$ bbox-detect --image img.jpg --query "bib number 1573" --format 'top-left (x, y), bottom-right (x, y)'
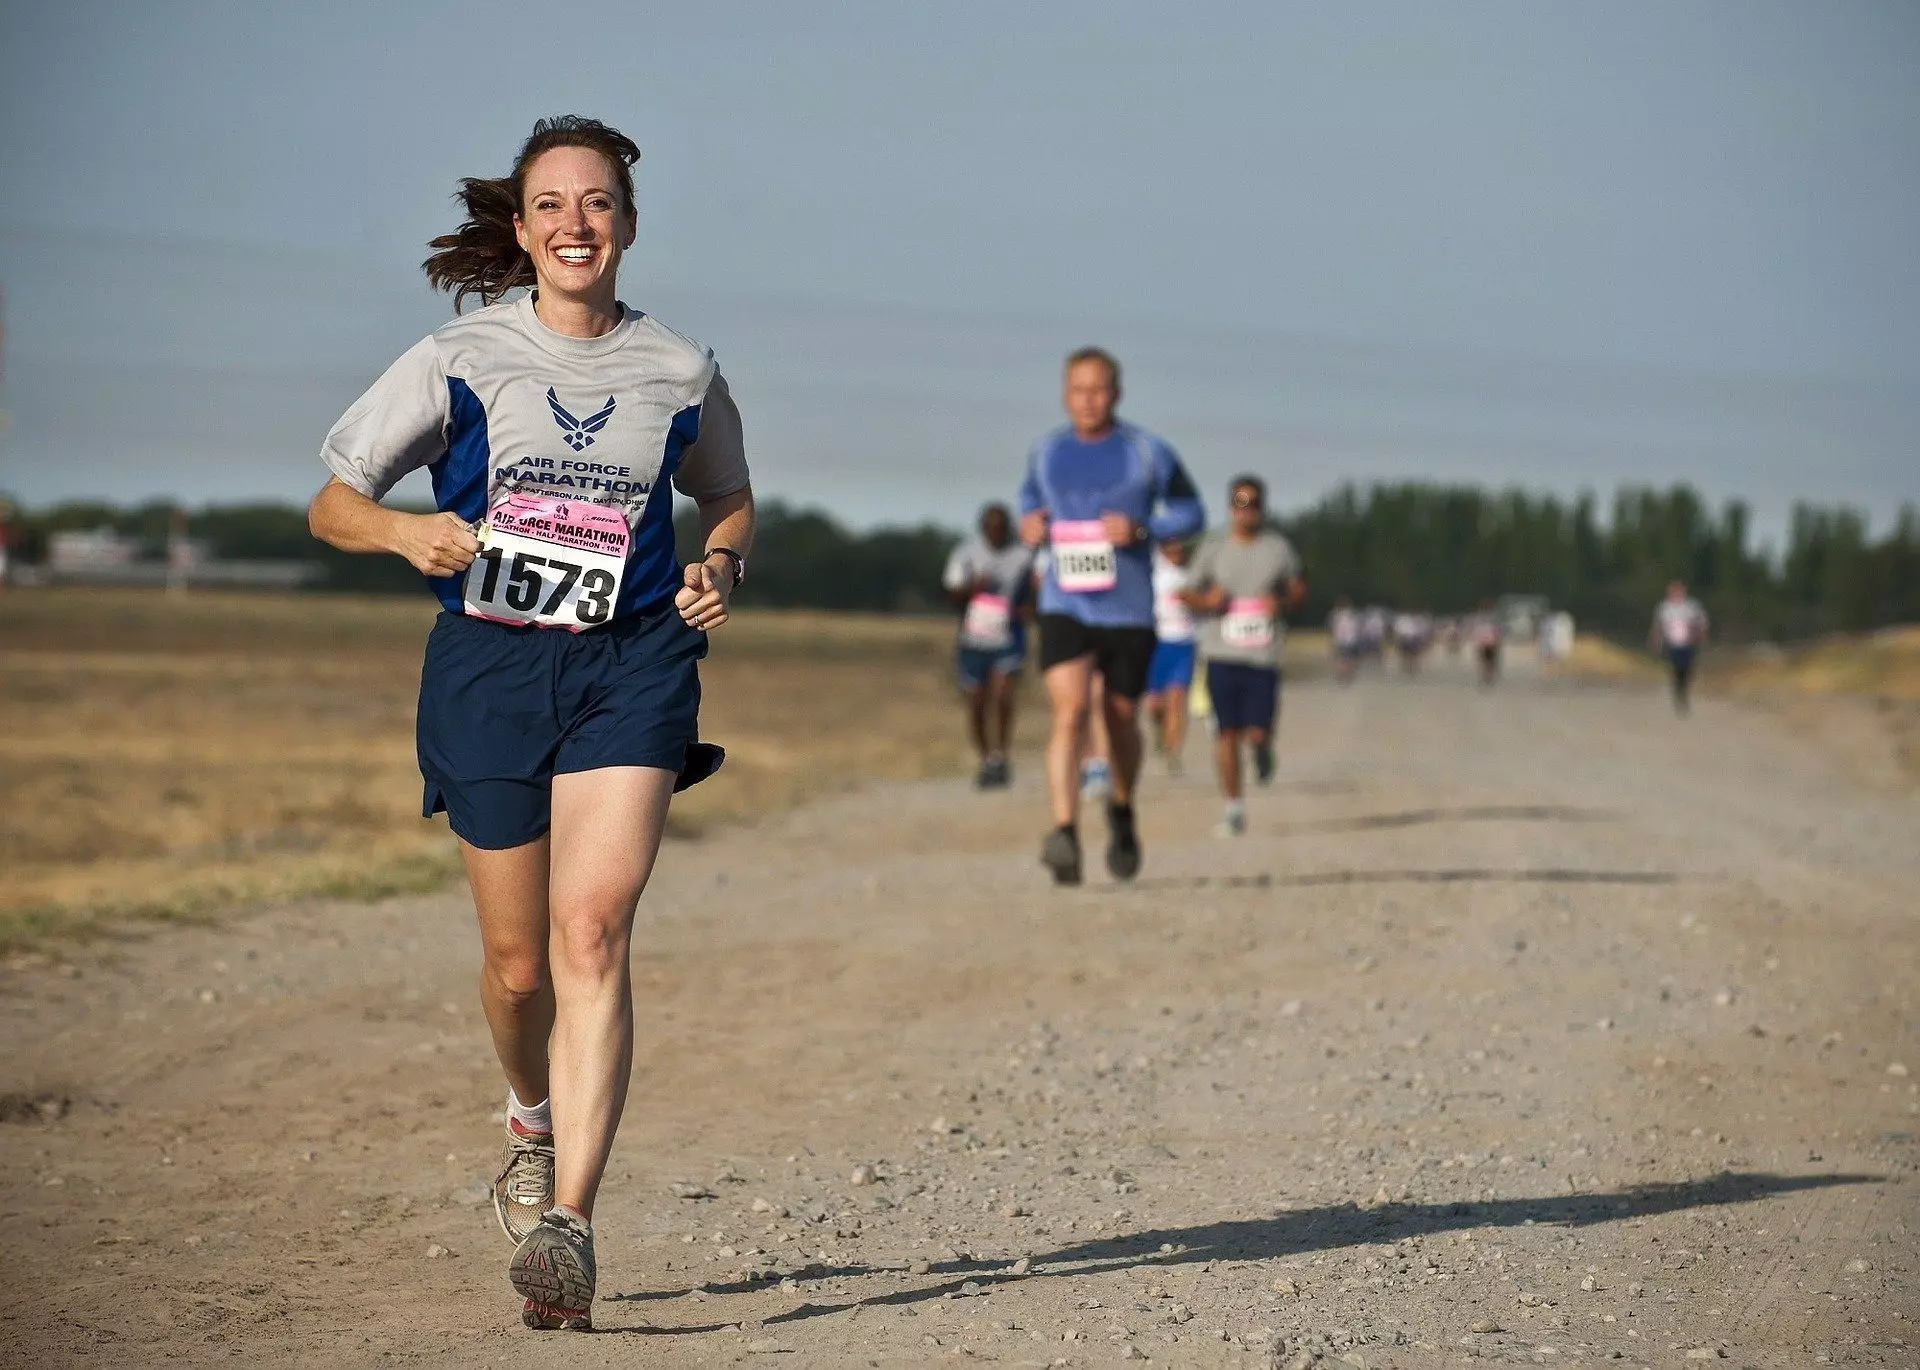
top-left (463, 492), bottom-right (629, 631)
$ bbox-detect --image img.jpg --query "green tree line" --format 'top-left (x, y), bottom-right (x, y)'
top-left (7, 484), bottom-right (1916, 640)
top-left (1283, 483), bottom-right (1920, 640)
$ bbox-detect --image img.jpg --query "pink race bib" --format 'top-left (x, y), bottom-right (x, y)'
top-left (963, 592), bottom-right (1014, 648)
top-left (464, 492), bottom-right (628, 630)
top-left (1050, 520), bottom-right (1117, 593)
top-left (1220, 597), bottom-right (1275, 650)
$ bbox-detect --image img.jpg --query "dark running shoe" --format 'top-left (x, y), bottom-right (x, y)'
top-left (510, 1208), bottom-right (596, 1331)
top-left (1105, 803), bottom-right (1141, 881)
top-left (1040, 826), bottom-right (1082, 885)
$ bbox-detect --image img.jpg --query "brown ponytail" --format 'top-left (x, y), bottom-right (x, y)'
top-left (423, 115), bottom-right (642, 312)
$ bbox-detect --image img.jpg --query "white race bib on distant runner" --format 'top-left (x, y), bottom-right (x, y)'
top-left (963, 592), bottom-right (1014, 649)
top-left (464, 491), bottom-right (627, 631)
top-left (1051, 520), bottom-right (1117, 593)
top-left (1155, 590), bottom-right (1194, 642)
top-left (1220, 596), bottom-right (1275, 650)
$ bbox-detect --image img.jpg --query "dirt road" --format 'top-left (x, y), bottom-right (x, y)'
top-left (5, 656), bottom-right (1917, 1367)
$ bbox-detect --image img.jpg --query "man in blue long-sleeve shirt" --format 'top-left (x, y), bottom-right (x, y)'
top-left (1018, 347), bottom-right (1206, 884)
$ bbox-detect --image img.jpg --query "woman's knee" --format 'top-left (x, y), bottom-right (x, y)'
top-left (483, 947), bottom-right (548, 1008)
top-left (549, 899), bottom-right (635, 981)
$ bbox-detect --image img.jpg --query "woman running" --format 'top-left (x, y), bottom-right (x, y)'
top-left (308, 115), bottom-right (754, 1331)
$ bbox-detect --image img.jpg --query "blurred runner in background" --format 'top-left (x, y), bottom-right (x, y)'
top-left (942, 503), bottom-right (1035, 788)
top-left (1650, 580), bottom-right (1710, 715)
top-left (1144, 539), bottom-right (1199, 772)
top-left (1470, 600), bottom-right (1503, 686)
top-left (1394, 610), bottom-right (1433, 674)
top-left (1329, 595), bottom-right (1361, 685)
top-left (1018, 347), bottom-right (1204, 884)
top-left (1185, 476), bottom-right (1303, 837)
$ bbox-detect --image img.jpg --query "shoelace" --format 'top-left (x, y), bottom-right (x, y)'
top-left (496, 1132), bottom-right (554, 1205)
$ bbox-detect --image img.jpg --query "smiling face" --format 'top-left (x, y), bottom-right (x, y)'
top-left (513, 145), bottom-right (636, 310)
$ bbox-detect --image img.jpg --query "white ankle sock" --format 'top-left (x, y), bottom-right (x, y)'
top-left (507, 1090), bottom-right (551, 1134)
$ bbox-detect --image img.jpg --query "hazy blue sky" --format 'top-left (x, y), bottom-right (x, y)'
top-left (2, 1), bottom-right (1915, 539)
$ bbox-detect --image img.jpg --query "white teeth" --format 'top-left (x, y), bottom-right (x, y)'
top-left (556, 248), bottom-right (593, 263)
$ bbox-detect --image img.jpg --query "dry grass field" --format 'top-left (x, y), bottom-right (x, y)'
top-left (0, 589), bottom-right (979, 951)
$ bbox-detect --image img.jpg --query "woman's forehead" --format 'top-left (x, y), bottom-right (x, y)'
top-left (524, 146), bottom-right (619, 192)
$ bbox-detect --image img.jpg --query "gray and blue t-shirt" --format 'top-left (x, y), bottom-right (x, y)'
top-left (1189, 530), bottom-right (1301, 668)
top-left (321, 294), bottom-right (749, 622)
top-left (942, 538), bottom-right (1036, 651)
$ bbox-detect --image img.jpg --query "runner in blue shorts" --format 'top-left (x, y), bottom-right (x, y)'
top-left (942, 504), bottom-right (1036, 788)
top-left (1649, 580), bottom-right (1709, 715)
top-left (1185, 477), bottom-right (1305, 837)
top-left (308, 117), bottom-right (753, 1332)
top-left (1144, 539), bottom-right (1199, 774)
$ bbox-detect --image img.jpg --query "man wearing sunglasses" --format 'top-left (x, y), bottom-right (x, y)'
top-left (1183, 476), bottom-right (1304, 837)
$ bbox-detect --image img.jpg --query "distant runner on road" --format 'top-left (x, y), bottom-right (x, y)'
top-left (1394, 610), bottom-right (1433, 674)
top-left (1469, 601), bottom-right (1503, 686)
top-left (1018, 347), bottom-right (1205, 884)
top-left (1144, 540), bottom-right (1199, 773)
top-left (308, 117), bottom-right (753, 1333)
top-left (1650, 580), bottom-right (1709, 715)
top-left (1329, 596), bottom-right (1361, 685)
top-left (942, 503), bottom-right (1035, 788)
top-left (1184, 475), bottom-right (1303, 836)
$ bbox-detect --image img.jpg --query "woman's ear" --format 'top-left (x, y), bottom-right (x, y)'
top-left (512, 214), bottom-right (532, 255)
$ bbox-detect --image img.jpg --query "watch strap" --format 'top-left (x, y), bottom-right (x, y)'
top-left (704, 546), bottom-right (746, 584)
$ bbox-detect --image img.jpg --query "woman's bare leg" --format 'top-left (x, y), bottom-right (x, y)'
top-left (543, 765), bottom-right (676, 1219)
top-left (462, 836), bottom-right (554, 1109)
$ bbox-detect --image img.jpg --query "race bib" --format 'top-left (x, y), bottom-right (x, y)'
top-left (1051, 520), bottom-right (1117, 593)
top-left (1155, 591), bottom-right (1194, 641)
top-left (963, 592), bottom-right (1014, 649)
top-left (1220, 596), bottom-right (1275, 650)
top-left (464, 492), bottom-right (627, 631)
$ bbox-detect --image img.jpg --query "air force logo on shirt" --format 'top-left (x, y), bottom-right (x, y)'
top-left (546, 388), bottom-right (617, 451)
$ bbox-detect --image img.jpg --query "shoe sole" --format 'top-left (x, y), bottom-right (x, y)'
top-left (510, 1234), bottom-right (594, 1332)
top-left (522, 1300), bottom-right (592, 1332)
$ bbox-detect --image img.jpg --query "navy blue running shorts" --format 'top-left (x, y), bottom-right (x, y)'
top-left (1206, 660), bottom-right (1281, 733)
top-left (417, 605), bottom-right (722, 850)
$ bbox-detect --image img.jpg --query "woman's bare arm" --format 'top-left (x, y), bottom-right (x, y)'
top-left (308, 476), bottom-right (479, 577)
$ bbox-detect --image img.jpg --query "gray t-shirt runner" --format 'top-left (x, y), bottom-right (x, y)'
top-left (942, 538), bottom-right (1037, 651)
top-left (1189, 529), bottom-right (1301, 667)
